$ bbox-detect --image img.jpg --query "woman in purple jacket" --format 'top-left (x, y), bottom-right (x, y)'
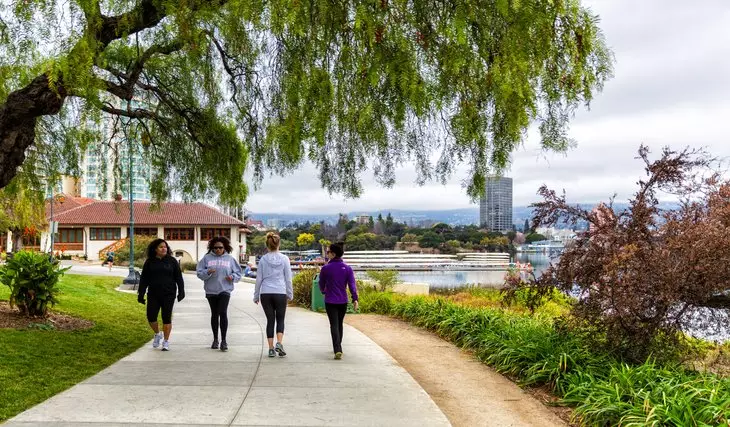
top-left (318, 242), bottom-right (358, 359)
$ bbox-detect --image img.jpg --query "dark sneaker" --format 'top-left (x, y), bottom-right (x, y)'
top-left (211, 339), bottom-right (219, 349)
top-left (275, 342), bottom-right (286, 357)
top-left (268, 348), bottom-right (276, 357)
top-left (334, 352), bottom-right (342, 360)
top-left (220, 340), bottom-right (228, 352)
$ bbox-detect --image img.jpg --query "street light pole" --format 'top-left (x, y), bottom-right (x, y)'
top-left (123, 133), bottom-right (140, 288)
top-left (49, 187), bottom-right (54, 259)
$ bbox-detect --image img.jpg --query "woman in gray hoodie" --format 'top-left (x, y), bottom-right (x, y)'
top-left (253, 232), bottom-right (293, 357)
top-left (196, 236), bottom-right (242, 352)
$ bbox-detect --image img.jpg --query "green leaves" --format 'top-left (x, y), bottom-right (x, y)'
top-left (0, 0), bottom-right (613, 203)
top-left (359, 292), bottom-right (730, 426)
top-left (0, 250), bottom-right (70, 316)
top-left (292, 267), bottom-right (319, 309)
top-left (365, 269), bottom-right (400, 292)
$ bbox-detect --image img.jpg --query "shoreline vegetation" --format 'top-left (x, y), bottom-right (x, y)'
top-left (294, 274), bottom-right (730, 426)
top-left (370, 288), bottom-right (730, 426)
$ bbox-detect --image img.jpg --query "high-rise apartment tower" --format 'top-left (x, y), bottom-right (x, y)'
top-left (479, 176), bottom-right (513, 232)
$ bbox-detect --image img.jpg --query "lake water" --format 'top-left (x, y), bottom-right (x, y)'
top-left (395, 270), bottom-right (508, 288)
top-left (356, 253), bottom-right (557, 289)
top-left (355, 252), bottom-right (730, 341)
top-left (515, 253), bottom-right (553, 278)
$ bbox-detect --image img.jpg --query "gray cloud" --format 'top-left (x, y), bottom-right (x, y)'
top-left (245, 0), bottom-right (730, 214)
top-left (561, 1), bottom-right (730, 120)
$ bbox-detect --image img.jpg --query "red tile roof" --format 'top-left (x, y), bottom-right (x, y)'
top-left (51, 200), bottom-right (245, 226)
top-left (45, 195), bottom-right (96, 218)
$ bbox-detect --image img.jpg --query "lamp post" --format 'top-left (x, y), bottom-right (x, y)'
top-left (48, 190), bottom-right (62, 260)
top-left (122, 136), bottom-right (140, 288)
top-left (49, 187), bottom-right (54, 259)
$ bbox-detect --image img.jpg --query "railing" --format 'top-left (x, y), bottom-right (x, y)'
top-left (340, 250), bottom-right (513, 271)
top-left (98, 238), bottom-right (129, 260)
top-left (54, 243), bottom-right (83, 251)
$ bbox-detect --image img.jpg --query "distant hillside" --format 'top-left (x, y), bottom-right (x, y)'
top-left (248, 201), bottom-right (679, 229)
top-left (248, 208), bottom-right (478, 227)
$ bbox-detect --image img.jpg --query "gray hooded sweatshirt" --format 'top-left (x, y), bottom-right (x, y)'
top-left (196, 253), bottom-right (242, 295)
top-left (253, 251), bottom-right (293, 302)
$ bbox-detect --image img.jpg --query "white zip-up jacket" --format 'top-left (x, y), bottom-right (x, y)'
top-left (253, 251), bottom-right (293, 302)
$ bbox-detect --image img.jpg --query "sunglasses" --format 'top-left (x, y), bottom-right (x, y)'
top-left (213, 246), bottom-right (225, 250)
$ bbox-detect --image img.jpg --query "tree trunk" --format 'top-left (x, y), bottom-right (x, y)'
top-left (0, 74), bottom-right (67, 189)
top-left (11, 230), bottom-right (23, 253)
top-left (700, 294), bottom-right (730, 309)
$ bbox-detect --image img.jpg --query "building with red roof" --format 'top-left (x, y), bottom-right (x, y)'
top-left (38, 196), bottom-right (250, 262)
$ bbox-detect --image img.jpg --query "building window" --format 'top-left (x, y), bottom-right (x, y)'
top-left (58, 228), bottom-right (84, 243)
top-left (126, 227), bottom-right (158, 237)
top-left (200, 227), bottom-right (231, 240)
top-left (165, 228), bottom-right (194, 241)
top-left (21, 234), bottom-right (40, 247)
top-left (89, 227), bottom-right (121, 241)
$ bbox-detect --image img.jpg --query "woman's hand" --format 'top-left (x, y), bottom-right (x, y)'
top-left (353, 301), bottom-right (359, 312)
top-left (207, 268), bottom-right (216, 275)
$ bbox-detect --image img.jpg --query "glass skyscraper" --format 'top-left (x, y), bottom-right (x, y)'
top-left (78, 99), bottom-right (152, 201)
top-left (82, 137), bottom-right (151, 201)
top-left (479, 176), bottom-right (513, 232)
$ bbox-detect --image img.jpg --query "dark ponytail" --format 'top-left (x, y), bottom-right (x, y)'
top-left (329, 242), bottom-right (344, 258)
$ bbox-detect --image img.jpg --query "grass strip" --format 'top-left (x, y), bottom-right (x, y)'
top-left (0, 274), bottom-right (150, 421)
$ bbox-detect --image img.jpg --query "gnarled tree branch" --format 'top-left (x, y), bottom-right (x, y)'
top-left (100, 103), bottom-right (158, 120)
top-left (0, 0), bottom-right (228, 188)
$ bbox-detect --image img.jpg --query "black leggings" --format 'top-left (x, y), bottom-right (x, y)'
top-left (325, 303), bottom-right (348, 354)
top-left (206, 293), bottom-right (231, 341)
top-left (146, 294), bottom-right (175, 324)
top-left (260, 294), bottom-right (287, 338)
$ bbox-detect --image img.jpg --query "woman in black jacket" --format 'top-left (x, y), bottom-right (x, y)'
top-left (137, 238), bottom-right (185, 351)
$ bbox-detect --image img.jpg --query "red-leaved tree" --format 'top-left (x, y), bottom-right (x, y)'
top-left (505, 146), bottom-right (730, 362)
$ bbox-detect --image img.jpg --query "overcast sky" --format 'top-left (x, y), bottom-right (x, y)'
top-left (245, 0), bottom-right (730, 214)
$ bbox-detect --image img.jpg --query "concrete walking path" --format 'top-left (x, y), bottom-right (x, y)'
top-left (4, 270), bottom-right (450, 426)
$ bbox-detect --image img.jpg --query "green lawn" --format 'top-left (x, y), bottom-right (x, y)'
top-left (0, 274), bottom-right (151, 422)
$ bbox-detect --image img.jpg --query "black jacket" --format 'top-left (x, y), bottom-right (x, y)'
top-left (138, 256), bottom-right (184, 297)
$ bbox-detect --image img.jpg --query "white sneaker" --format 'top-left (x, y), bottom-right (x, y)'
top-left (152, 332), bottom-right (163, 348)
top-left (161, 340), bottom-right (170, 351)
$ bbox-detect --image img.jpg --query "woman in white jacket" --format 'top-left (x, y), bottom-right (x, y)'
top-left (253, 232), bottom-right (293, 357)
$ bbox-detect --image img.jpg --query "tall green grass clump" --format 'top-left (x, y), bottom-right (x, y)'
top-left (359, 292), bottom-right (730, 426)
top-left (292, 268), bottom-right (319, 309)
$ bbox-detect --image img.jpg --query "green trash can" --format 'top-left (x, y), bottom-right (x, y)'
top-left (311, 273), bottom-right (326, 312)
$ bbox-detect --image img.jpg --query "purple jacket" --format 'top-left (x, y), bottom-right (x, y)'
top-left (319, 258), bottom-right (358, 304)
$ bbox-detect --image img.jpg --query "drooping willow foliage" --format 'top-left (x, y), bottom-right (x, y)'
top-left (0, 0), bottom-right (613, 205)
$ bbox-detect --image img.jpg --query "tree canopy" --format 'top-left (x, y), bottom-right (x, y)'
top-left (296, 232), bottom-right (315, 248)
top-left (0, 0), bottom-right (612, 205)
